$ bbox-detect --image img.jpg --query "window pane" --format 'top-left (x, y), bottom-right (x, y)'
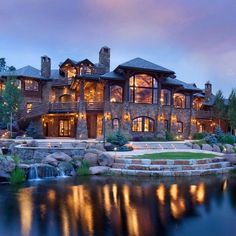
top-left (112, 119), bottom-right (119, 130)
top-left (129, 87), bottom-right (134, 102)
top-left (132, 117), bottom-right (143, 132)
top-left (153, 89), bottom-right (158, 104)
top-left (135, 74), bottom-right (152, 87)
top-left (174, 93), bottom-right (185, 108)
top-left (177, 122), bottom-right (183, 133)
top-left (161, 89), bottom-right (171, 105)
top-left (144, 117), bottom-right (154, 132)
top-left (135, 88), bottom-right (152, 104)
top-left (110, 85), bottom-right (123, 103)
top-left (24, 80), bottom-right (39, 91)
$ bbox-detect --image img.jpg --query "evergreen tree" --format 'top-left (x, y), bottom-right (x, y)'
top-left (0, 58), bottom-right (6, 72)
top-left (212, 90), bottom-right (227, 126)
top-left (228, 89), bottom-right (236, 134)
top-left (0, 77), bottom-right (23, 130)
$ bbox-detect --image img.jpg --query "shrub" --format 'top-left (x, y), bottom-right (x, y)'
top-left (233, 147), bottom-right (236, 153)
top-left (214, 126), bottom-right (224, 141)
top-left (220, 134), bottom-right (235, 144)
top-left (204, 134), bottom-right (218, 145)
top-left (10, 168), bottom-right (26, 185)
top-left (12, 155), bottom-right (21, 164)
top-left (77, 161), bottom-right (90, 176)
top-left (218, 144), bottom-right (224, 152)
top-left (165, 131), bottom-right (176, 141)
top-left (192, 132), bottom-right (207, 140)
top-left (26, 121), bottom-right (44, 139)
top-left (117, 146), bottom-right (133, 152)
top-left (107, 130), bottom-right (128, 147)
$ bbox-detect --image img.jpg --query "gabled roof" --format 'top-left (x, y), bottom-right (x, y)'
top-left (116, 57), bottom-right (175, 74)
top-left (0, 66), bottom-right (48, 80)
top-left (100, 71), bottom-right (125, 81)
top-left (60, 58), bottom-right (94, 68)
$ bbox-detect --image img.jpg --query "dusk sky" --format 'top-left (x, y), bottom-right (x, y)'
top-left (1, 0), bottom-right (235, 95)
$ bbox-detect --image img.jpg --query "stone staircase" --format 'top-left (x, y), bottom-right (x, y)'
top-left (110, 157), bottom-right (235, 176)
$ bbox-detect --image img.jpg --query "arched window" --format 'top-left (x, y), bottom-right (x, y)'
top-left (173, 93), bottom-right (186, 108)
top-left (132, 117), bottom-right (154, 132)
top-left (177, 121), bottom-right (183, 133)
top-left (160, 89), bottom-right (171, 105)
top-left (112, 118), bottom-right (120, 130)
top-left (59, 94), bottom-right (73, 103)
top-left (129, 74), bottom-right (158, 104)
top-left (110, 85), bottom-right (123, 103)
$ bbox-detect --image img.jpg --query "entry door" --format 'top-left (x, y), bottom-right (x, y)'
top-left (59, 119), bottom-right (70, 137)
top-left (87, 114), bottom-right (97, 138)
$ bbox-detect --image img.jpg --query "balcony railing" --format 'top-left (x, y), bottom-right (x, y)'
top-left (85, 102), bottom-right (104, 111)
top-left (194, 110), bottom-right (213, 119)
top-left (49, 102), bottom-right (78, 112)
top-left (48, 101), bottom-right (104, 112)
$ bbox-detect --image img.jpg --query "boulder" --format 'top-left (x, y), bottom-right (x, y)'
top-left (17, 163), bottom-right (30, 169)
top-left (84, 152), bottom-right (98, 166)
top-left (85, 148), bottom-right (103, 155)
top-left (48, 152), bottom-right (72, 162)
top-left (192, 144), bottom-right (201, 150)
top-left (0, 157), bottom-right (16, 173)
top-left (224, 154), bottom-right (236, 165)
top-left (70, 149), bottom-right (85, 159)
top-left (27, 140), bottom-right (38, 147)
top-left (0, 171), bottom-right (10, 182)
top-left (33, 151), bottom-right (50, 162)
top-left (202, 144), bottom-right (213, 151)
top-left (73, 160), bottom-right (82, 168)
top-left (89, 166), bottom-right (110, 175)
top-left (42, 156), bottom-right (59, 167)
top-left (212, 144), bottom-right (221, 153)
top-left (104, 142), bottom-right (114, 151)
top-left (224, 144), bottom-right (234, 153)
top-left (58, 162), bottom-right (74, 176)
top-left (98, 153), bottom-right (114, 167)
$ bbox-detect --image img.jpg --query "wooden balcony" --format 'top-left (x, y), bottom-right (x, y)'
top-left (49, 102), bottom-right (78, 113)
top-left (48, 101), bottom-right (104, 113)
top-left (85, 102), bottom-right (104, 111)
top-left (194, 110), bottom-right (213, 119)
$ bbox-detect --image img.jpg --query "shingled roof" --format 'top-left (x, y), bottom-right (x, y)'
top-left (116, 57), bottom-right (175, 74)
top-left (100, 71), bottom-right (125, 81)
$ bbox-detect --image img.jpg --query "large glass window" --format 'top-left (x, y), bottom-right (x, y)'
top-left (132, 117), bottom-right (154, 132)
top-left (173, 93), bottom-right (185, 108)
top-left (110, 85), bottom-right (123, 103)
top-left (129, 74), bottom-right (158, 104)
top-left (24, 80), bottom-right (39, 91)
top-left (160, 89), bottom-right (171, 105)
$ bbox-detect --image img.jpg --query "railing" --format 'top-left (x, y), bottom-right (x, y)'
top-left (48, 101), bottom-right (104, 112)
top-left (49, 102), bottom-right (78, 112)
top-left (194, 110), bottom-right (213, 119)
top-left (85, 102), bottom-right (104, 111)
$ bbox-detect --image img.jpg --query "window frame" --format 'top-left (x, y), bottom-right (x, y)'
top-left (177, 121), bottom-right (183, 133)
top-left (110, 85), bottom-right (123, 103)
top-left (160, 89), bottom-right (171, 106)
top-left (173, 93), bottom-right (186, 109)
top-left (24, 79), bottom-right (39, 91)
top-left (112, 118), bottom-right (120, 130)
top-left (132, 116), bottom-right (155, 132)
top-left (129, 74), bottom-right (158, 104)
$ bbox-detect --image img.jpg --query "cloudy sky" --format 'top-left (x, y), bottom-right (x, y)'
top-left (0, 0), bottom-right (235, 95)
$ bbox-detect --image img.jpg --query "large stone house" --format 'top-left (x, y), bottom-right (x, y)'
top-left (0, 47), bottom-right (227, 140)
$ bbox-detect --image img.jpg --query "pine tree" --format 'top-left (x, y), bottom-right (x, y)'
top-left (228, 89), bottom-right (236, 134)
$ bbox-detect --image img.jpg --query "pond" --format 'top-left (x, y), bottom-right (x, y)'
top-left (0, 175), bottom-right (236, 236)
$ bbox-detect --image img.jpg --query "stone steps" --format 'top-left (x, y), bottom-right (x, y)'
top-left (110, 157), bottom-right (235, 176)
top-left (109, 167), bottom-right (235, 176)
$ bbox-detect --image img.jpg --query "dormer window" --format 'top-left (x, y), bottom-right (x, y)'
top-left (24, 80), bottom-right (39, 91)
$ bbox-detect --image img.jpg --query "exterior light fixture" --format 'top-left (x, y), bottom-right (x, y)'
top-left (123, 112), bottom-right (130, 122)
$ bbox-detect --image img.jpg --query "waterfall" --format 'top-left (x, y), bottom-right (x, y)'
top-left (28, 165), bottom-right (40, 180)
top-left (58, 168), bottom-right (66, 177)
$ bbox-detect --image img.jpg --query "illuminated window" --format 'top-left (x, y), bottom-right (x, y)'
top-left (0, 82), bottom-right (5, 94)
top-left (79, 65), bottom-right (92, 75)
top-left (26, 103), bottom-right (32, 113)
top-left (112, 118), bottom-right (120, 130)
top-left (173, 93), bottom-right (185, 108)
top-left (177, 121), bottom-right (183, 133)
top-left (132, 117), bottom-right (154, 132)
top-left (24, 80), bottom-right (39, 91)
top-left (110, 85), bottom-right (123, 103)
top-left (160, 89), bottom-right (171, 105)
top-left (129, 74), bottom-right (158, 104)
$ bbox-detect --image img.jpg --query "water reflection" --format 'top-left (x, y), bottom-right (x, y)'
top-left (1, 175), bottom-right (236, 236)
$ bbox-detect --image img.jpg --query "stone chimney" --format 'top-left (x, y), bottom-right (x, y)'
top-left (205, 81), bottom-right (212, 100)
top-left (99, 46), bottom-right (110, 73)
top-left (41, 55), bottom-right (51, 78)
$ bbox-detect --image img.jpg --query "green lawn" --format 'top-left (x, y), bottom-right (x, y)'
top-left (133, 152), bottom-right (216, 160)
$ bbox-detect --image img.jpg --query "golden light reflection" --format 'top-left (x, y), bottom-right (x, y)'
top-left (189, 185), bottom-right (197, 195)
top-left (103, 185), bottom-right (111, 216)
top-left (196, 182), bottom-right (205, 204)
top-left (170, 197), bottom-right (186, 219)
top-left (112, 184), bottom-right (118, 207)
top-left (123, 185), bottom-right (139, 236)
top-left (47, 189), bottom-right (56, 204)
top-left (170, 184), bottom-right (178, 201)
top-left (222, 179), bottom-right (228, 192)
top-left (18, 187), bottom-right (34, 236)
top-left (156, 184), bottom-right (165, 205)
top-left (61, 204), bottom-right (69, 236)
